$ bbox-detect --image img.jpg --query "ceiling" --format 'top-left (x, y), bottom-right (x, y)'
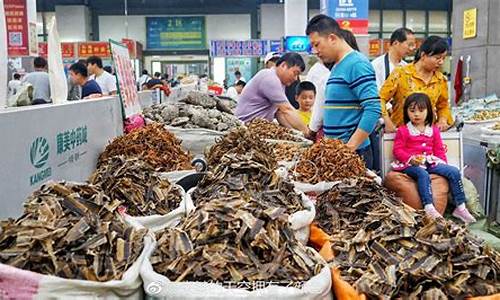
top-left (37, 0), bottom-right (452, 14)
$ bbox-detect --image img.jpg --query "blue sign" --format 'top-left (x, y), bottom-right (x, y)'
top-left (327, 0), bottom-right (369, 20)
top-left (283, 36), bottom-right (311, 53)
top-left (210, 40), bottom-right (269, 57)
top-left (147, 17), bottom-right (206, 50)
top-left (270, 40), bottom-right (283, 53)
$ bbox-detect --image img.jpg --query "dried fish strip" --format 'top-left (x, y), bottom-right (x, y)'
top-left (294, 139), bottom-right (366, 184)
top-left (98, 123), bottom-right (192, 172)
top-left (246, 118), bottom-right (303, 142)
top-left (152, 192), bottom-right (324, 286)
top-left (273, 143), bottom-right (305, 162)
top-left (205, 127), bottom-right (277, 169)
top-left (90, 156), bottom-right (184, 216)
top-left (0, 182), bottom-right (146, 282)
top-left (315, 178), bottom-right (500, 298)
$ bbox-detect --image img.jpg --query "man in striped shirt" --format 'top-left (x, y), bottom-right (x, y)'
top-left (306, 15), bottom-right (381, 169)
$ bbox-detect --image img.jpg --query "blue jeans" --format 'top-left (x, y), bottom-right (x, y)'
top-left (356, 146), bottom-right (373, 170)
top-left (402, 164), bottom-right (466, 206)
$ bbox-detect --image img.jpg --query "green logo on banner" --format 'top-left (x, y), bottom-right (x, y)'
top-left (30, 137), bottom-right (49, 169)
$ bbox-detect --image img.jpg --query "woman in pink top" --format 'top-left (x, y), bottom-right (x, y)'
top-left (392, 93), bottom-right (475, 223)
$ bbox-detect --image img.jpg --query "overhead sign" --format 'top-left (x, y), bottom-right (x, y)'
top-left (110, 39), bottom-right (141, 118)
top-left (369, 39), bottom-right (381, 57)
top-left (0, 98), bottom-right (123, 218)
top-left (210, 40), bottom-right (268, 57)
top-left (327, 0), bottom-right (369, 34)
top-left (463, 8), bottom-right (477, 39)
top-left (78, 42), bottom-right (111, 58)
top-left (39, 42), bottom-right (76, 58)
top-left (270, 40), bottom-right (283, 53)
top-left (4, 0), bottom-right (29, 56)
top-left (284, 36), bottom-right (311, 53)
top-left (147, 16), bottom-right (206, 50)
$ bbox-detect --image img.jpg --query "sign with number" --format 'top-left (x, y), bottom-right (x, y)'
top-left (109, 40), bottom-right (141, 118)
top-left (210, 40), bottom-right (269, 57)
top-left (463, 8), bottom-right (477, 39)
top-left (327, 0), bottom-right (369, 34)
top-left (4, 0), bottom-right (28, 56)
top-left (147, 16), bottom-right (206, 50)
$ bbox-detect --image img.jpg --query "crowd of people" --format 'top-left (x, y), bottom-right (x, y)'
top-left (233, 14), bottom-right (475, 223)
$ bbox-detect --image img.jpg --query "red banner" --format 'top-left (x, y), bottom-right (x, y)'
top-left (369, 39), bottom-right (381, 57)
top-left (5, 0), bottom-right (29, 57)
top-left (38, 42), bottom-right (76, 58)
top-left (78, 42), bottom-right (111, 58)
top-left (337, 19), bottom-right (368, 35)
top-left (121, 38), bottom-right (136, 59)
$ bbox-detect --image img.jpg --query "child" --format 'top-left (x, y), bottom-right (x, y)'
top-left (392, 93), bottom-right (476, 223)
top-left (295, 81), bottom-right (316, 126)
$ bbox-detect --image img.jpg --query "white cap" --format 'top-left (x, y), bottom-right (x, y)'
top-left (264, 52), bottom-right (280, 64)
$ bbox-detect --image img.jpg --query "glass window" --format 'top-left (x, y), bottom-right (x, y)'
top-left (429, 11), bottom-right (448, 32)
top-left (383, 10), bottom-right (403, 32)
top-left (406, 10), bottom-right (426, 32)
top-left (37, 13), bottom-right (44, 35)
top-left (369, 10), bottom-right (380, 31)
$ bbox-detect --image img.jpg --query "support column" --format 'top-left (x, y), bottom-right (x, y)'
top-left (55, 5), bottom-right (91, 41)
top-left (284, 0), bottom-right (308, 37)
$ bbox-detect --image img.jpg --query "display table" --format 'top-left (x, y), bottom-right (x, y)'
top-left (0, 97), bottom-right (123, 218)
top-left (462, 124), bottom-right (500, 223)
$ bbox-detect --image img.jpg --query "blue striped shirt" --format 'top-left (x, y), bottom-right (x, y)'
top-left (324, 51), bottom-right (381, 149)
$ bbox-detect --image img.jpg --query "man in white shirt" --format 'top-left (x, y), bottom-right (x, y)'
top-left (23, 57), bottom-right (51, 104)
top-left (371, 28), bottom-right (416, 90)
top-left (306, 61), bottom-right (331, 134)
top-left (226, 80), bottom-right (246, 101)
top-left (87, 56), bottom-right (117, 95)
top-left (8, 73), bottom-right (22, 98)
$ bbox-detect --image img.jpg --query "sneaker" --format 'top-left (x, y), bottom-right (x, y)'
top-left (452, 207), bottom-right (477, 224)
top-left (424, 205), bottom-right (443, 219)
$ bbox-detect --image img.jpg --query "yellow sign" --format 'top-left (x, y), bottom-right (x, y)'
top-left (463, 8), bottom-right (477, 39)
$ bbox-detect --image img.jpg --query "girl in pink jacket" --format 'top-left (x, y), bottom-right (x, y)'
top-left (392, 93), bottom-right (475, 223)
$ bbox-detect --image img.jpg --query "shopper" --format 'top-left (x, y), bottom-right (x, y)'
top-left (264, 52), bottom-right (280, 69)
top-left (234, 70), bottom-right (246, 83)
top-left (226, 80), bottom-right (246, 101)
top-left (138, 70), bottom-right (151, 90)
top-left (392, 93), bottom-right (475, 223)
top-left (87, 56), bottom-right (117, 96)
top-left (372, 28), bottom-right (416, 90)
top-left (8, 73), bottom-right (22, 98)
top-left (380, 36), bottom-right (452, 133)
top-left (308, 29), bottom-right (360, 142)
top-left (22, 57), bottom-right (51, 104)
top-left (295, 81), bottom-right (316, 126)
top-left (306, 14), bottom-right (381, 168)
top-left (69, 62), bottom-right (102, 99)
top-left (235, 52), bottom-right (309, 135)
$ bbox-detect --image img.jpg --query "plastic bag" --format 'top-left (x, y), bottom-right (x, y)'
top-left (8, 83), bottom-right (33, 107)
top-left (124, 114), bottom-right (145, 134)
top-left (165, 126), bottom-right (226, 156)
top-left (124, 184), bottom-right (195, 233)
top-left (462, 177), bottom-right (485, 218)
top-left (0, 217), bottom-right (154, 299)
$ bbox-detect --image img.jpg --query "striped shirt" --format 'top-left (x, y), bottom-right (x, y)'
top-left (324, 51), bottom-right (381, 149)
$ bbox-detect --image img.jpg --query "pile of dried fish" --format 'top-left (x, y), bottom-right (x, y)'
top-left (98, 123), bottom-right (192, 171)
top-left (294, 139), bottom-right (366, 184)
top-left (315, 178), bottom-right (500, 298)
top-left (493, 122), bottom-right (500, 131)
top-left (274, 143), bottom-right (305, 162)
top-left (246, 119), bottom-right (303, 142)
top-left (151, 193), bottom-right (324, 285)
top-left (90, 156), bottom-right (184, 216)
top-left (205, 127), bottom-right (277, 168)
top-left (0, 182), bottom-right (146, 282)
top-left (143, 91), bottom-right (241, 131)
top-left (192, 153), bottom-right (304, 215)
top-left (470, 110), bottom-right (500, 121)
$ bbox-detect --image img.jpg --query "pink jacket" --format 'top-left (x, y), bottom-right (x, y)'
top-left (392, 123), bottom-right (447, 171)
